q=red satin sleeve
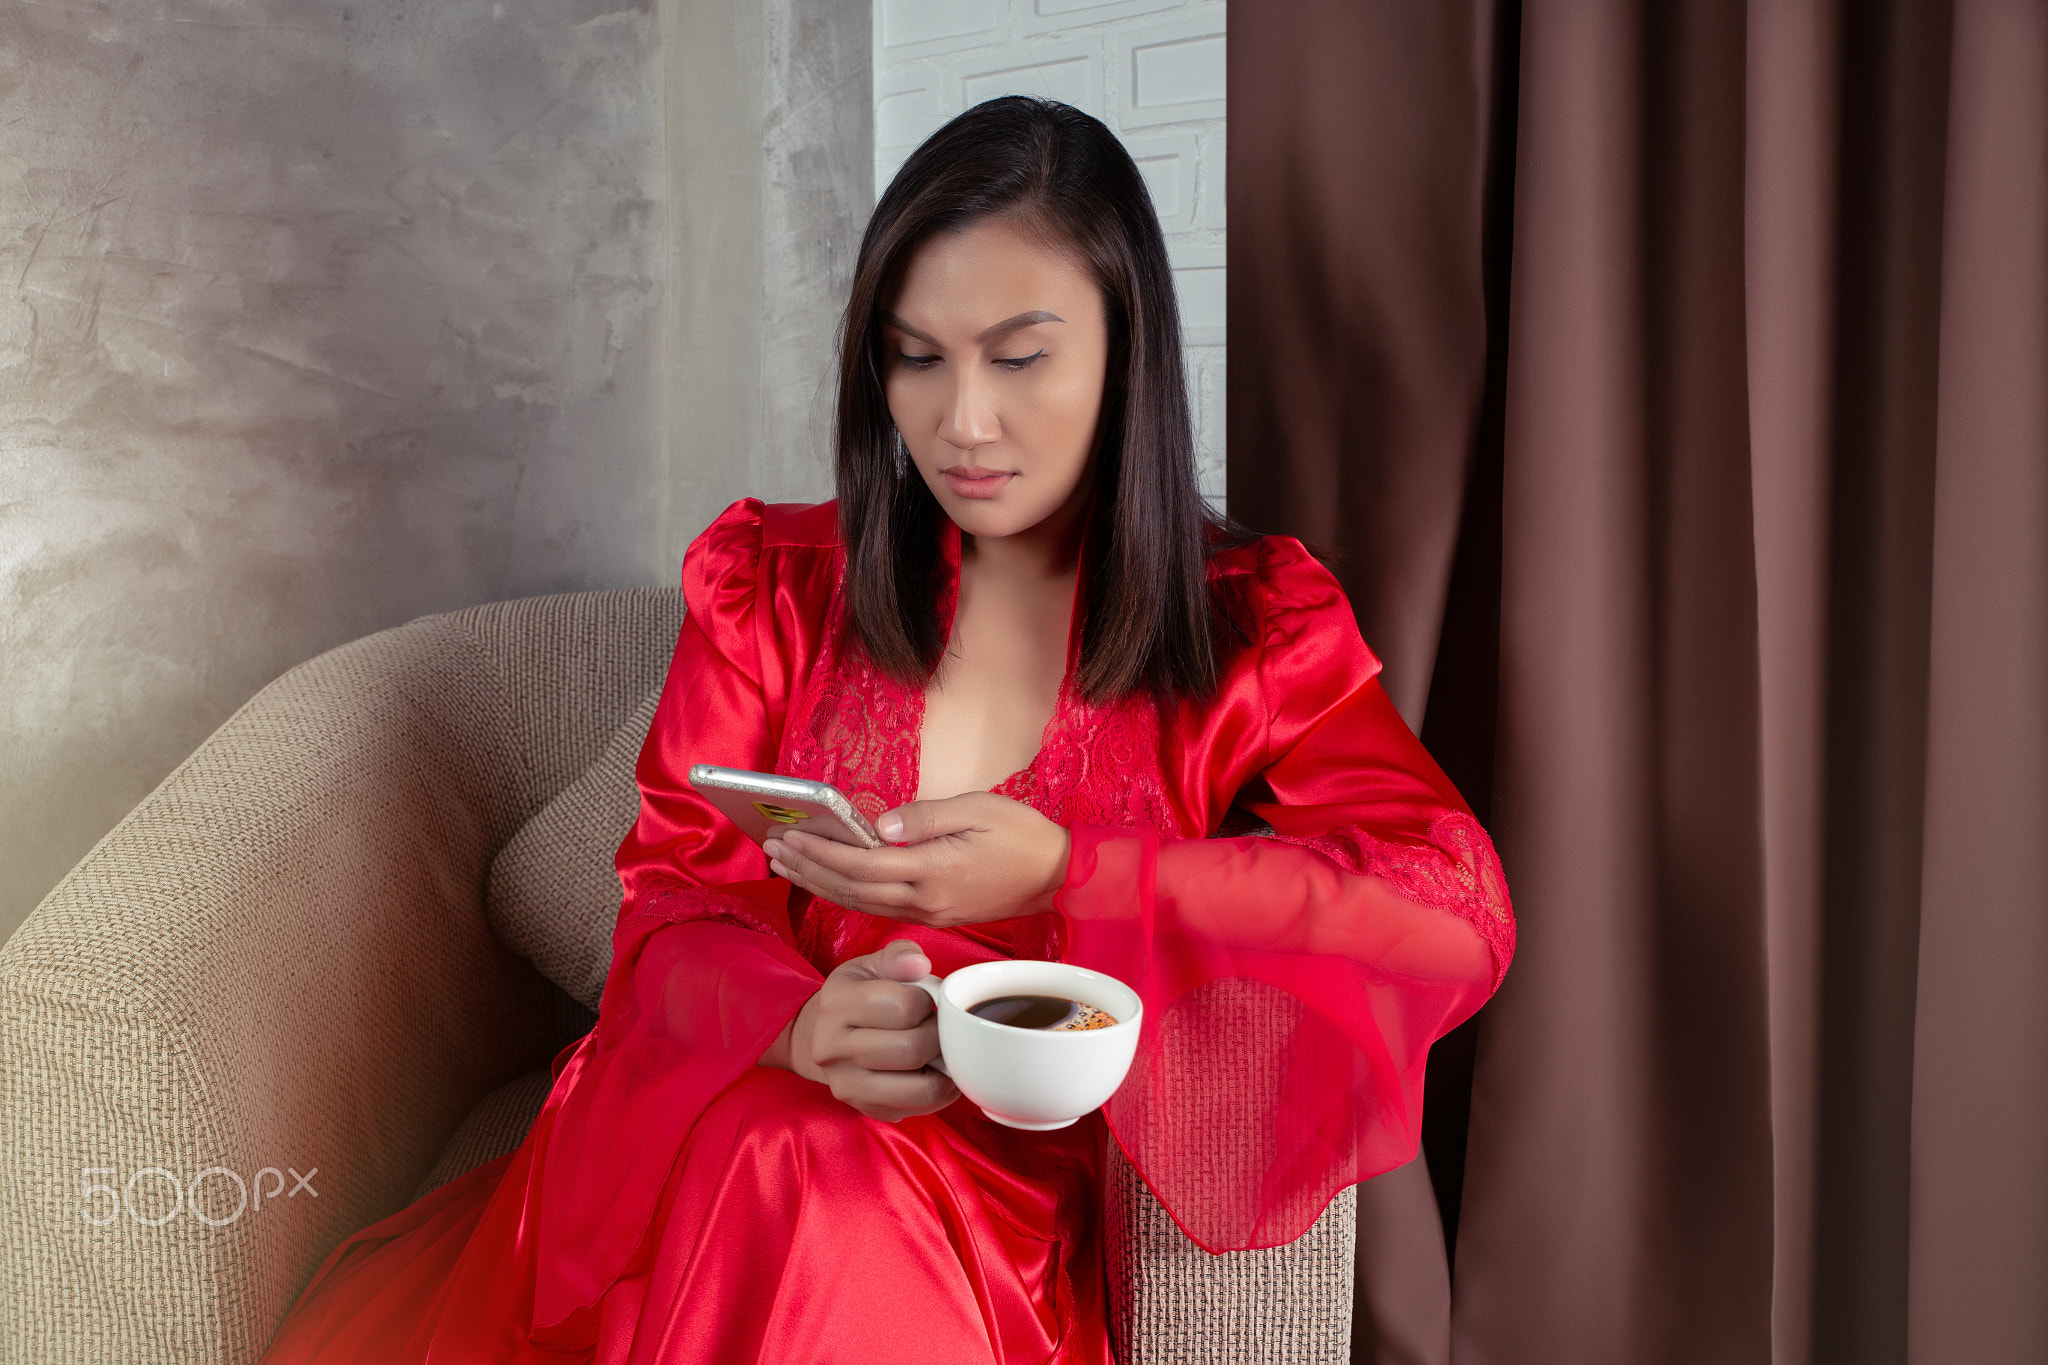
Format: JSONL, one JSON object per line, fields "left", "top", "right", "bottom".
{"left": 613, "top": 496, "right": 787, "bottom": 939}
{"left": 1055, "top": 539, "right": 1514, "bottom": 1254}
{"left": 522, "top": 498, "right": 829, "bottom": 1345}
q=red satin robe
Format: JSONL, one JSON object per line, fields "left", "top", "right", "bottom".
{"left": 259, "top": 497, "right": 1513, "bottom": 1365}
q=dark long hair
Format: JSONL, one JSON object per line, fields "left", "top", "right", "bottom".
{"left": 835, "top": 96, "right": 1252, "bottom": 704}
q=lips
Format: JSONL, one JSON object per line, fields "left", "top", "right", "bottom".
{"left": 942, "top": 466, "right": 1016, "bottom": 499}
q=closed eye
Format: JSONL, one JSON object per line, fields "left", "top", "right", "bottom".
{"left": 995, "top": 349, "right": 1046, "bottom": 371}
{"left": 897, "top": 352, "right": 940, "bottom": 369}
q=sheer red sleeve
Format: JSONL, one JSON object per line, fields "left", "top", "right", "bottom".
{"left": 1054, "top": 539, "right": 1514, "bottom": 1253}
{"left": 524, "top": 498, "right": 828, "bottom": 1342}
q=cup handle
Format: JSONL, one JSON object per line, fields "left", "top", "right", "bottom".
{"left": 909, "top": 975, "right": 950, "bottom": 1077}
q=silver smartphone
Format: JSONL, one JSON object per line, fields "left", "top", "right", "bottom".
{"left": 687, "top": 764, "right": 885, "bottom": 850}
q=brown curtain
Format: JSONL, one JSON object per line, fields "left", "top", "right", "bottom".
{"left": 1228, "top": 3, "right": 2048, "bottom": 1364}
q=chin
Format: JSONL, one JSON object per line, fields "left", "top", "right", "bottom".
{"left": 937, "top": 493, "right": 1059, "bottom": 541}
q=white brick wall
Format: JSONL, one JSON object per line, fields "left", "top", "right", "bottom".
{"left": 874, "top": 0, "right": 1227, "bottom": 504}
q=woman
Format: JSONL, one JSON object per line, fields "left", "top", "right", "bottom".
{"left": 260, "top": 97, "right": 1512, "bottom": 1365}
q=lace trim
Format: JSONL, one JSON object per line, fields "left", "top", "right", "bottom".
{"left": 777, "top": 595, "right": 921, "bottom": 965}
{"left": 776, "top": 600, "right": 916, "bottom": 829}
{"left": 620, "top": 878, "right": 781, "bottom": 941}
{"left": 776, "top": 584, "right": 1181, "bottom": 969}
{"left": 1273, "top": 809, "right": 1515, "bottom": 990}
{"left": 992, "top": 678, "right": 1180, "bottom": 836}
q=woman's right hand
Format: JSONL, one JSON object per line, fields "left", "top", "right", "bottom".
{"left": 760, "top": 939, "right": 960, "bottom": 1122}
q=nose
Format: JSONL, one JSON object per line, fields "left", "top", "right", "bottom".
{"left": 937, "top": 361, "right": 1000, "bottom": 455}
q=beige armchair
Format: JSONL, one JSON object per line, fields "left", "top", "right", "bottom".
{"left": 0, "top": 588, "right": 1356, "bottom": 1364}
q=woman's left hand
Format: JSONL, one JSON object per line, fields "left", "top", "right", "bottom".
{"left": 763, "top": 791, "right": 1072, "bottom": 927}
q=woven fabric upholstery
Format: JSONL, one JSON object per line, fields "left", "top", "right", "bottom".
{"left": 0, "top": 589, "right": 679, "bottom": 1365}
{"left": 1103, "top": 965, "right": 1359, "bottom": 1364}
{"left": 411, "top": 1069, "right": 557, "bottom": 1203}
{"left": 453, "top": 588, "right": 687, "bottom": 818}
{"left": 1104, "top": 807, "right": 1358, "bottom": 1362}
{"left": 1108, "top": 1149, "right": 1358, "bottom": 1365}
{"left": 488, "top": 685, "right": 663, "bottom": 1013}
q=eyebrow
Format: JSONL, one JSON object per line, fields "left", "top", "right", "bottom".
{"left": 882, "top": 310, "right": 1066, "bottom": 347}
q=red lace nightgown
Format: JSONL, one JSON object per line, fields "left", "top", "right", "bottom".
{"left": 258, "top": 497, "right": 1513, "bottom": 1365}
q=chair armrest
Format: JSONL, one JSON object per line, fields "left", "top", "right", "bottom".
{"left": 1103, "top": 817, "right": 1363, "bottom": 1362}
{"left": 1106, "top": 1145, "right": 1358, "bottom": 1364}
{"left": 0, "top": 611, "right": 587, "bottom": 1365}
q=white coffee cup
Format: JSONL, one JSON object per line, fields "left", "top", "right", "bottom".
{"left": 910, "top": 960, "right": 1143, "bottom": 1131}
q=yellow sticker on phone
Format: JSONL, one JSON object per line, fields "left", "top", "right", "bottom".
{"left": 751, "top": 801, "right": 812, "bottom": 825}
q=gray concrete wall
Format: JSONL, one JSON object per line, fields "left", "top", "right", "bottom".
{"left": 0, "top": 0, "right": 871, "bottom": 942}
{"left": 661, "top": 0, "right": 872, "bottom": 539}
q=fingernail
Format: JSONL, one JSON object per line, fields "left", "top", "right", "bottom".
{"left": 762, "top": 839, "right": 782, "bottom": 859}
{"left": 769, "top": 860, "right": 787, "bottom": 878}
{"left": 876, "top": 814, "right": 903, "bottom": 842}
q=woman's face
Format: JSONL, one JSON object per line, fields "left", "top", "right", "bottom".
{"left": 881, "top": 216, "right": 1110, "bottom": 544}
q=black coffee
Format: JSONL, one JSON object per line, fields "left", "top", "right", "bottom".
{"left": 967, "top": 995, "right": 1116, "bottom": 1031}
